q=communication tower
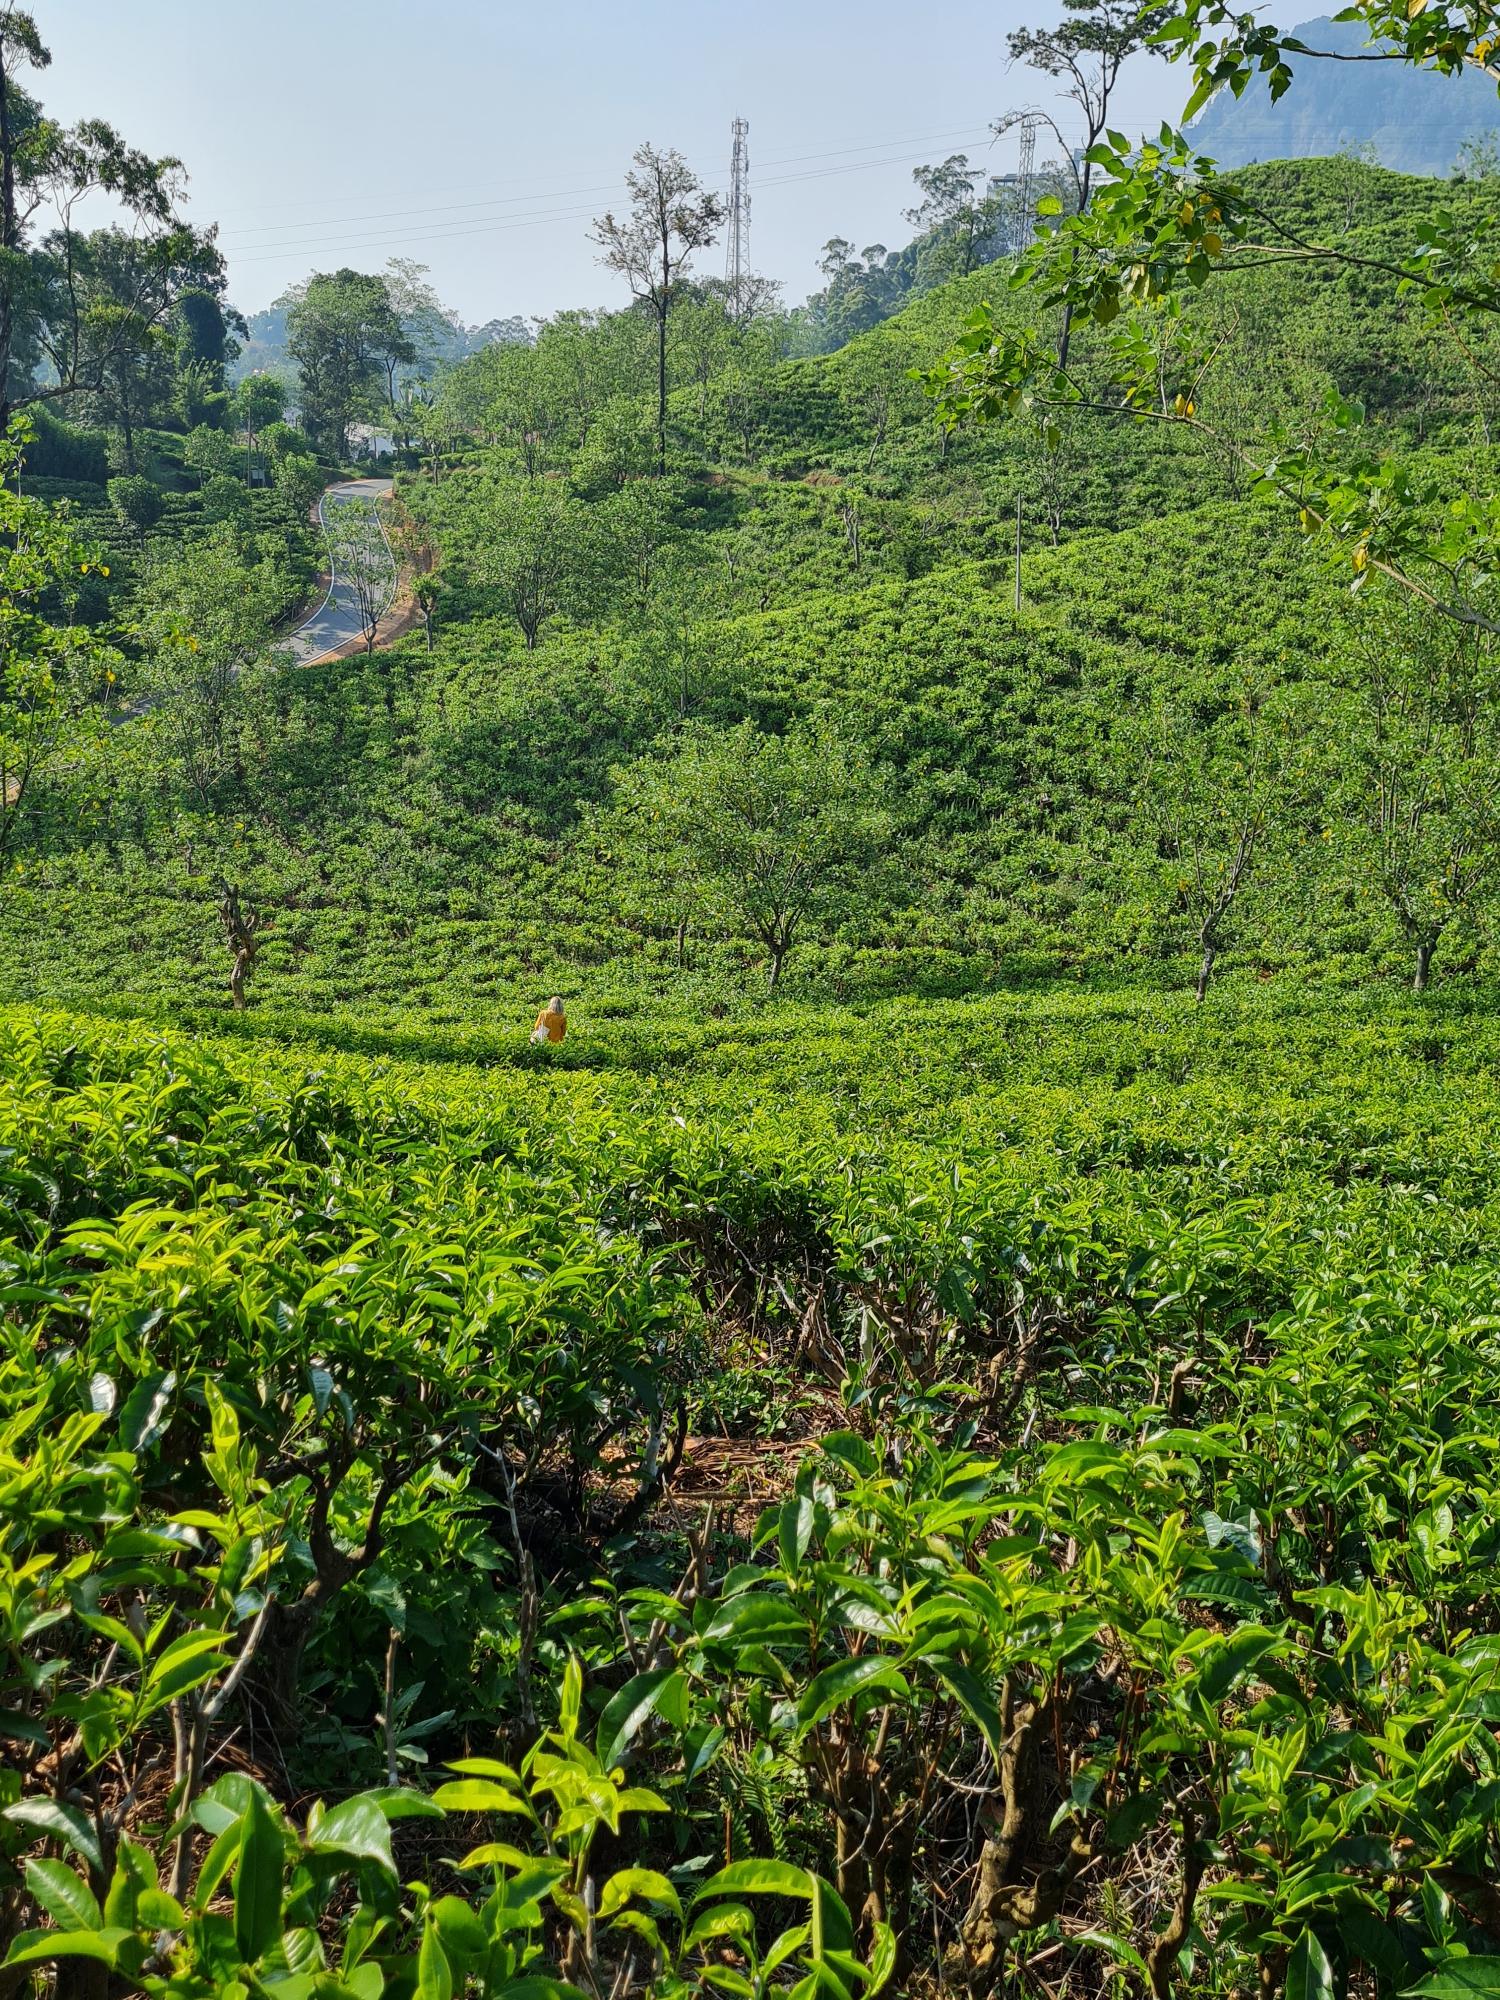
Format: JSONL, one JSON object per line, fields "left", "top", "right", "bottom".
{"left": 725, "top": 116, "right": 750, "bottom": 310}
{"left": 1013, "top": 113, "right": 1040, "bottom": 255}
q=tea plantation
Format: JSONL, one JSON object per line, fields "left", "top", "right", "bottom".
{"left": 6, "top": 13, "right": 1500, "bottom": 1993}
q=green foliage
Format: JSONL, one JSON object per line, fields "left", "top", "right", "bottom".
{"left": 5, "top": 44, "right": 1500, "bottom": 1991}
{"left": 107, "top": 472, "right": 163, "bottom": 542}
{"left": 4, "top": 990, "right": 1500, "bottom": 1988}
{"left": 605, "top": 718, "right": 893, "bottom": 988}
{"left": 288, "top": 269, "right": 415, "bottom": 459}
{"left": 0, "top": 418, "right": 118, "bottom": 870}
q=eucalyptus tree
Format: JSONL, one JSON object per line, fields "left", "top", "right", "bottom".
{"left": 592, "top": 145, "right": 724, "bottom": 474}
{"left": 904, "top": 155, "right": 1004, "bottom": 284}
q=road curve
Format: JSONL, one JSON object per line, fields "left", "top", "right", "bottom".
{"left": 278, "top": 475, "right": 397, "bottom": 666}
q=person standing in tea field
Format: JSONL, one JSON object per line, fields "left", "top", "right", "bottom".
{"left": 531, "top": 996, "right": 567, "bottom": 1045}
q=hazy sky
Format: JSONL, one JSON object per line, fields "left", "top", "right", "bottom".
{"left": 28, "top": 1, "right": 1290, "bottom": 326}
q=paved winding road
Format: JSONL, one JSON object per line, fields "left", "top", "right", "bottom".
{"left": 278, "top": 475, "right": 397, "bottom": 666}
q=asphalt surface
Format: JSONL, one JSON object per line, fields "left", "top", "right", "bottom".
{"left": 278, "top": 475, "right": 397, "bottom": 665}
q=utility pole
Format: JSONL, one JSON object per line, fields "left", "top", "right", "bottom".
{"left": 725, "top": 115, "right": 750, "bottom": 313}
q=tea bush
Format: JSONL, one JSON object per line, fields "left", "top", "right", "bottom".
{"left": 5, "top": 992, "right": 1500, "bottom": 1993}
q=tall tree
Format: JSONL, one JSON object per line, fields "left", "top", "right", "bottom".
{"left": 1005, "top": 0, "right": 1175, "bottom": 217}
{"left": 0, "top": 8, "right": 217, "bottom": 433}
{"left": 324, "top": 495, "right": 394, "bottom": 661}
{"left": 464, "top": 480, "right": 601, "bottom": 651}
{"left": 287, "top": 269, "right": 413, "bottom": 459}
{"left": 807, "top": 239, "right": 904, "bottom": 346}
{"left": 137, "top": 523, "right": 291, "bottom": 808}
{"left": 233, "top": 373, "right": 288, "bottom": 484}
{"left": 1001, "top": 0, "right": 1173, "bottom": 362}
{"left": 592, "top": 145, "right": 723, "bottom": 475}
{"left": 1130, "top": 680, "right": 1305, "bottom": 1002}
{"left": 380, "top": 257, "right": 460, "bottom": 390}
{"left": 904, "top": 156, "right": 993, "bottom": 280}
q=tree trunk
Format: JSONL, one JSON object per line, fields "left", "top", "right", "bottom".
{"left": 118, "top": 389, "right": 136, "bottom": 476}
{"left": 0, "top": 37, "right": 17, "bottom": 436}
{"left": 656, "top": 307, "right": 668, "bottom": 477}
{"left": 767, "top": 944, "right": 784, "bottom": 992}
{"left": 1195, "top": 942, "right": 1216, "bottom": 1005}
{"left": 1056, "top": 299, "right": 1076, "bottom": 373}
{"left": 1414, "top": 938, "right": 1434, "bottom": 992}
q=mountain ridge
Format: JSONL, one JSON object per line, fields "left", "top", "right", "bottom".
{"left": 1188, "top": 14, "right": 1500, "bottom": 174}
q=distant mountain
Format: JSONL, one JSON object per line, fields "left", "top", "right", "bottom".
{"left": 1188, "top": 15, "right": 1500, "bottom": 176}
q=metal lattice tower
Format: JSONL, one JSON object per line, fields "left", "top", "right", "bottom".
{"left": 1013, "top": 113, "right": 1040, "bottom": 255}
{"left": 725, "top": 116, "right": 750, "bottom": 310}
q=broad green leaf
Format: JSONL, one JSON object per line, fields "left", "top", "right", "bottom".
{"left": 234, "top": 1784, "right": 284, "bottom": 1966}
{"left": 432, "top": 1780, "right": 534, "bottom": 1817}
{"left": 701, "top": 1596, "right": 805, "bottom": 1647}
{"left": 1403, "top": 1962, "right": 1500, "bottom": 1998}
{"left": 932, "top": 1662, "right": 1001, "bottom": 1757}
{"left": 119, "top": 1370, "right": 176, "bottom": 1451}
{"left": 695, "top": 1860, "right": 814, "bottom": 1902}
{"left": 2, "top": 1800, "right": 103, "bottom": 1872}
{"left": 415, "top": 1922, "right": 452, "bottom": 2000}
{"left": 3, "top": 1930, "right": 120, "bottom": 1969}
{"left": 443, "top": 1756, "right": 523, "bottom": 1782}
{"left": 596, "top": 1668, "right": 687, "bottom": 1774}
{"left": 429, "top": 1896, "right": 489, "bottom": 1959}
{"left": 795, "top": 1656, "right": 908, "bottom": 1733}
{"left": 1286, "top": 1929, "right": 1335, "bottom": 2000}
{"left": 779, "top": 1494, "right": 815, "bottom": 1574}
{"left": 307, "top": 1796, "right": 395, "bottom": 1874}
{"left": 23, "top": 1858, "right": 102, "bottom": 1933}
{"left": 598, "top": 1868, "right": 683, "bottom": 1922}
{"left": 1198, "top": 1626, "right": 1284, "bottom": 1704}
{"left": 819, "top": 1432, "right": 877, "bottom": 1478}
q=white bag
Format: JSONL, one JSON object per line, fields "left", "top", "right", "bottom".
{"left": 530, "top": 1026, "right": 549, "bottom": 1044}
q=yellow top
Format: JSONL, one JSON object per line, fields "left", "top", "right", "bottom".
{"left": 534, "top": 1006, "right": 566, "bottom": 1043}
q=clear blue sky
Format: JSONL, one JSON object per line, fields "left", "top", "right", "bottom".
{"left": 29, "top": 0, "right": 1283, "bottom": 326}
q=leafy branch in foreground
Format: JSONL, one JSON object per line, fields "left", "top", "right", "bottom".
{"left": 925, "top": 1, "right": 1500, "bottom": 632}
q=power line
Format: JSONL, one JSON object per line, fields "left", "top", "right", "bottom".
{"left": 227, "top": 137, "right": 997, "bottom": 268}
{"left": 212, "top": 122, "right": 1000, "bottom": 243}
